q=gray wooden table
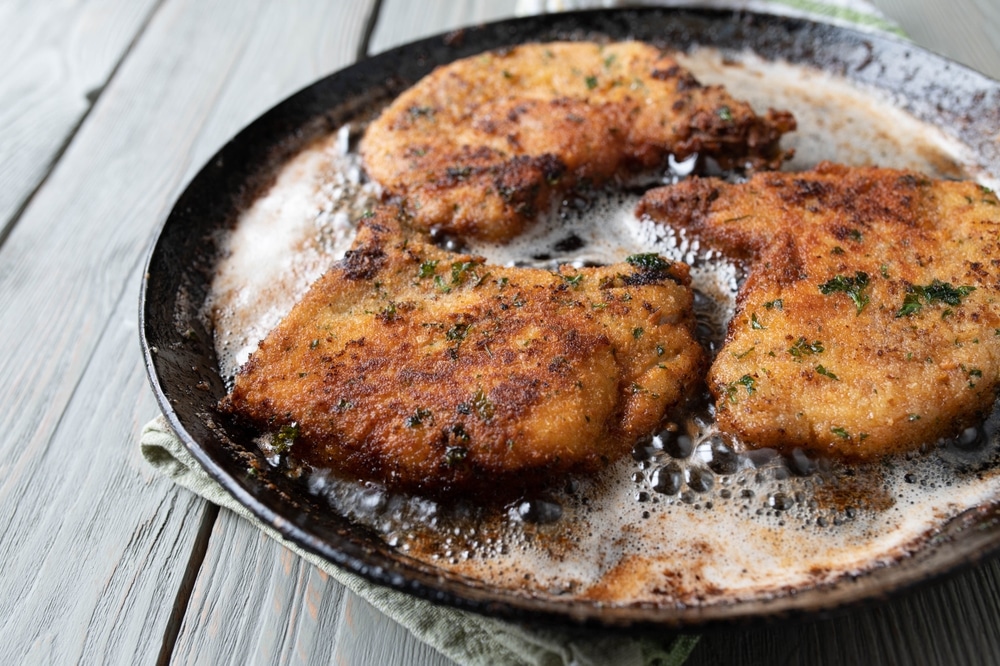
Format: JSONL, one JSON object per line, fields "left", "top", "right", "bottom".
{"left": 2, "top": 1, "right": 998, "bottom": 664}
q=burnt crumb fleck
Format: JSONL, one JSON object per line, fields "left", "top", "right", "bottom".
{"left": 342, "top": 245, "right": 386, "bottom": 280}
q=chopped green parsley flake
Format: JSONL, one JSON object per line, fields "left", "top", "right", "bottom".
{"left": 562, "top": 273, "right": 584, "bottom": 288}
{"left": 418, "top": 260, "right": 438, "bottom": 278}
{"left": 831, "top": 426, "right": 850, "bottom": 440}
{"left": 818, "top": 271, "right": 870, "bottom": 315}
{"left": 895, "top": 280, "right": 976, "bottom": 317}
{"left": 764, "top": 299, "right": 783, "bottom": 311}
{"left": 751, "top": 313, "right": 765, "bottom": 330}
{"left": 446, "top": 323, "right": 469, "bottom": 342}
{"left": 273, "top": 423, "right": 299, "bottom": 454}
{"left": 472, "top": 389, "right": 494, "bottom": 421}
{"left": 408, "top": 106, "right": 434, "bottom": 118}
{"left": 625, "top": 253, "right": 670, "bottom": 272}
{"left": 585, "top": 75, "right": 598, "bottom": 89}
{"left": 405, "top": 408, "right": 432, "bottom": 428}
{"left": 726, "top": 374, "right": 757, "bottom": 403}
{"left": 717, "top": 106, "right": 733, "bottom": 121}
{"left": 815, "top": 365, "right": 839, "bottom": 381}
{"left": 789, "top": 337, "right": 824, "bottom": 359}
{"left": 632, "top": 327, "right": 645, "bottom": 340}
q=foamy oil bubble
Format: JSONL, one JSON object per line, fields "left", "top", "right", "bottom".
{"left": 210, "top": 49, "right": 1000, "bottom": 605}
{"left": 207, "top": 124, "right": 381, "bottom": 382}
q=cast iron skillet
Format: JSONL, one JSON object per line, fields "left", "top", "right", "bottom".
{"left": 141, "top": 7, "right": 1000, "bottom": 630}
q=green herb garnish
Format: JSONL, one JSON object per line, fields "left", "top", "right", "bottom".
{"left": 895, "top": 280, "right": 976, "bottom": 318}
{"left": 726, "top": 374, "right": 757, "bottom": 403}
{"left": 789, "top": 337, "right": 824, "bottom": 359}
{"left": 273, "top": 423, "right": 299, "bottom": 454}
{"left": 819, "top": 271, "right": 871, "bottom": 315}
{"left": 405, "top": 408, "right": 432, "bottom": 428}
{"left": 472, "top": 389, "right": 494, "bottom": 421}
{"left": 625, "top": 253, "right": 670, "bottom": 272}
{"left": 815, "top": 365, "right": 839, "bottom": 381}
{"left": 446, "top": 323, "right": 469, "bottom": 342}
{"left": 418, "top": 260, "right": 438, "bottom": 278}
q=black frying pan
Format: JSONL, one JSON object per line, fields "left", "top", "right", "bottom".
{"left": 141, "top": 7, "right": 1000, "bottom": 630}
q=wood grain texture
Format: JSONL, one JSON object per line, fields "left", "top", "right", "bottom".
{"left": 0, "top": 0, "right": 372, "bottom": 662}
{"left": 172, "top": 510, "right": 455, "bottom": 665}
{"left": 367, "top": 0, "right": 520, "bottom": 55}
{"left": 0, "top": 262, "right": 210, "bottom": 664}
{"left": 872, "top": 0, "right": 1000, "bottom": 79}
{"left": 170, "top": 511, "right": 352, "bottom": 665}
{"left": 0, "top": 0, "right": 161, "bottom": 242}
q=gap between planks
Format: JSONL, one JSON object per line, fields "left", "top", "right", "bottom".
{"left": 0, "top": 0, "right": 168, "bottom": 253}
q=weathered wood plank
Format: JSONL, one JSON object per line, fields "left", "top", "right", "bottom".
{"left": 331, "top": 593, "right": 458, "bottom": 666}
{"left": 0, "top": 0, "right": 371, "bottom": 662}
{"left": 170, "top": 511, "right": 351, "bottom": 665}
{"left": 0, "top": 261, "right": 210, "bottom": 664}
{"left": 173, "top": 508, "right": 458, "bottom": 665}
{"left": 367, "top": 0, "right": 520, "bottom": 55}
{"left": 872, "top": 0, "right": 1000, "bottom": 79}
{"left": 0, "top": 0, "right": 161, "bottom": 242}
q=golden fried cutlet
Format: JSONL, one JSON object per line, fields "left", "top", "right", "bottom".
{"left": 637, "top": 162, "right": 1000, "bottom": 459}
{"left": 361, "top": 41, "right": 795, "bottom": 242}
{"left": 221, "top": 207, "right": 704, "bottom": 497}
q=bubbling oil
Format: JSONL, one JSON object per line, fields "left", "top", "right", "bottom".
{"left": 208, "top": 49, "right": 1000, "bottom": 605}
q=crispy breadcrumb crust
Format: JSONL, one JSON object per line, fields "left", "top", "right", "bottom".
{"left": 362, "top": 41, "right": 795, "bottom": 242}
{"left": 638, "top": 163, "right": 1000, "bottom": 459}
{"left": 221, "top": 207, "right": 704, "bottom": 497}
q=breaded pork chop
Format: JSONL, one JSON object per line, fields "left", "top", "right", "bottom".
{"left": 361, "top": 41, "right": 795, "bottom": 242}
{"left": 637, "top": 162, "right": 1000, "bottom": 459}
{"left": 221, "top": 207, "right": 704, "bottom": 497}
